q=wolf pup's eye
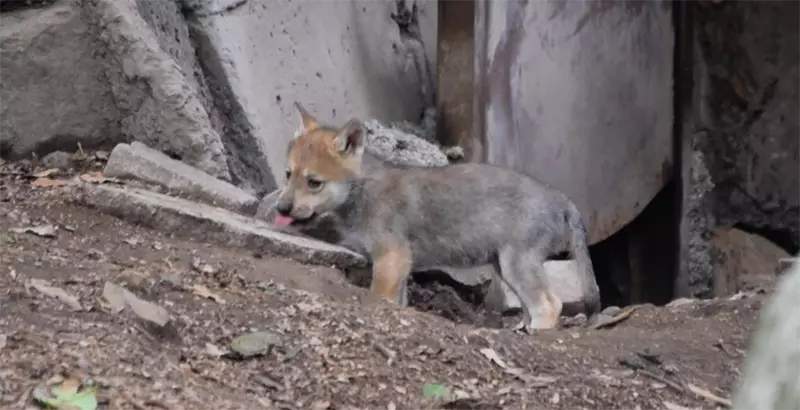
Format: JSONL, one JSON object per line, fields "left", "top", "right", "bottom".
{"left": 307, "top": 178, "right": 324, "bottom": 191}
{"left": 285, "top": 169, "right": 292, "bottom": 180}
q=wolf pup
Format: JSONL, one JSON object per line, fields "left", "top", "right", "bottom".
{"left": 273, "top": 103, "right": 601, "bottom": 332}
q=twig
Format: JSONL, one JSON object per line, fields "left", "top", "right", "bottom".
{"left": 687, "top": 383, "right": 732, "bottom": 407}
{"left": 590, "top": 306, "right": 639, "bottom": 330}
{"left": 374, "top": 342, "right": 396, "bottom": 360}
{"left": 638, "top": 369, "right": 685, "bottom": 393}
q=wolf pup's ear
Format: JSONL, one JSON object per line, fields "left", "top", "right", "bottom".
{"left": 333, "top": 119, "right": 365, "bottom": 156}
{"left": 293, "top": 102, "right": 320, "bottom": 139}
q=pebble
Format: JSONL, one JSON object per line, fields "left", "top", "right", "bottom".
{"left": 40, "top": 151, "right": 73, "bottom": 169}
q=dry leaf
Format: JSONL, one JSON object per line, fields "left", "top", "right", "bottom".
{"left": 663, "top": 401, "right": 697, "bottom": 410}
{"left": 11, "top": 225, "right": 57, "bottom": 238}
{"left": 32, "top": 168, "right": 59, "bottom": 178}
{"left": 31, "top": 178, "right": 69, "bottom": 188}
{"left": 311, "top": 400, "right": 331, "bottom": 410}
{"left": 479, "top": 348, "right": 508, "bottom": 369}
{"left": 101, "top": 281, "right": 170, "bottom": 326}
{"left": 29, "top": 279, "right": 83, "bottom": 311}
{"left": 191, "top": 284, "right": 225, "bottom": 304}
{"left": 687, "top": 383, "right": 732, "bottom": 407}
{"left": 79, "top": 172, "right": 120, "bottom": 184}
{"left": 123, "top": 288, "right": 170, "bottom": 327}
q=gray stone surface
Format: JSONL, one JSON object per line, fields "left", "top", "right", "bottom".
{"left": 362, "top": 118, "right": 449, "bottom": 168}
{"left": 87, "top": 0, "right": 231, "bottom": 181}
{"left": 73, "top": 183, "right": 366, "bottom": 269}
{"left": 183, "top": 0, "right": 438, "bottom": 187}
{"left": 0, "top": 0, "right": 121, "bottom": 159}
{"left": 103, "top": 142, "right": 257, "bottom": 214}
{"left": 475, "top": 0, "right": 674, "bottom": 245}
{"left": 0, "top": 0, "right": 232, "bottom": 181}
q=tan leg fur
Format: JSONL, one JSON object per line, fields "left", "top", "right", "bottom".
{"left": 370, "top": 245, "right": 412, "bottom": 305}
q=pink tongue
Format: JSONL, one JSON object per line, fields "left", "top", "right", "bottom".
{"left": 273, "top": 214, "right": 295, "bottom": 227}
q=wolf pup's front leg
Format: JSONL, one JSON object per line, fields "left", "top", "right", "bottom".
{"left": 370, "top": 244, "right": 413, "bottom": 307}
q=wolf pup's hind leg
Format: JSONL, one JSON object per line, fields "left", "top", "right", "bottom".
{"left": 495, "top": 245, "right": 562, "bottom": 332}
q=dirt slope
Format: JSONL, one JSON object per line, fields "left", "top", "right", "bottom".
{"left": 0, "top": 159, "right": 765, "bottom": 410}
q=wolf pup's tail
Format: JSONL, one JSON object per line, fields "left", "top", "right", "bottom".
{"left": 564, "top": 202, "right": 602, "bottom": 317}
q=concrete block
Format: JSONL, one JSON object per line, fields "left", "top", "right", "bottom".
{"left": 185, "top": 0, "right": 438, "bottom": 186}
{"left": 73, "top": 183, "right": 366, "bottom": 269}
{"left": 86, "top": 0, "right": 231, "bottom": 180}
{"left": 103, "top": 142, "right": 257, "bottom": 214}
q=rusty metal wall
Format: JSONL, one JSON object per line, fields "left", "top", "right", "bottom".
{"left": 474, "top": 0, "right": 674, "bottom": 244}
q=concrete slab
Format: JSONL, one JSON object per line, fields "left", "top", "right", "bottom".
{"left": 73, "top": 183, "right": 366, "bottom": 269}
{"left": 103, "top": 142, "right": 257, "bottom": 214}
{"left": 185, "top": 0, "right": 438, "bottom": 186}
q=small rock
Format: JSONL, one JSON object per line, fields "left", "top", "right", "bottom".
{"left": 230, "top": 331, "right": 284, "bottom": 358}
{"left": 191, "top": 257, "right": 218, "bottom": 275}
{"left": 561, "top": 313, "right": 587, "bottom": 328}
{"left": 591, "top": 313, "right": 615, "bottom": 327}
{"left": 116, "top": 269, "right": 150, "bottom": 289}
{"left": 40, "top": 151, "right": 73, "bottom": 169}
{"left": 601, "top": 305, "right": 621, "bottom": 316}
{"left": 666, "top": 297, "right": 696, "bottom": 308}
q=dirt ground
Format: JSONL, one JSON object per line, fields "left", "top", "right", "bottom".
{"left": 0, "top": 157, "right": 770, "bottom": 410}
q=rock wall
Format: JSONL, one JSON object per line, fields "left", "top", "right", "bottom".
{"left": 474, "top": 0, "right": 674, "bottom": 245}
{"left": 678, "top": 1, "right": 799, "bottom": 298}
{"left": 0, "top": 0, "right": 436, "bottom": 194}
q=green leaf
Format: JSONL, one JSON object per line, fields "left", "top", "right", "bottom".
{"left": 422, "top": 383, "right": 450, "bottom": 399}
{"left": 33, "top": 382, "right": 97, "bottom": 410}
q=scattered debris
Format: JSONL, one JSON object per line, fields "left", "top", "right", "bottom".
{"left": 190, "top": 284, "right": 225, "bottom": 304}
{"left": 229, "top": 330, "right": 284, "bottom": 359}
{"left": 662, "top": 401, "right": 697, "bottom": 410}
{"left": 191, "top": 257, "right": 218, "bottom": 275}
{"left": 28, "top": 278, "right": 83, "bottom": 311}
{"left": 11, "top": 224, "right": 57, "bottom": 238}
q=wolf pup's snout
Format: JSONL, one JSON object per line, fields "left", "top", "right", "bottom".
{"left": 275, "top": 202, "right": 293, "bottom": 216}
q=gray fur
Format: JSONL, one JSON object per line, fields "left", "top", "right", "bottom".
{"left": 329, "top": 162, "right": 602, "bottom": 326}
